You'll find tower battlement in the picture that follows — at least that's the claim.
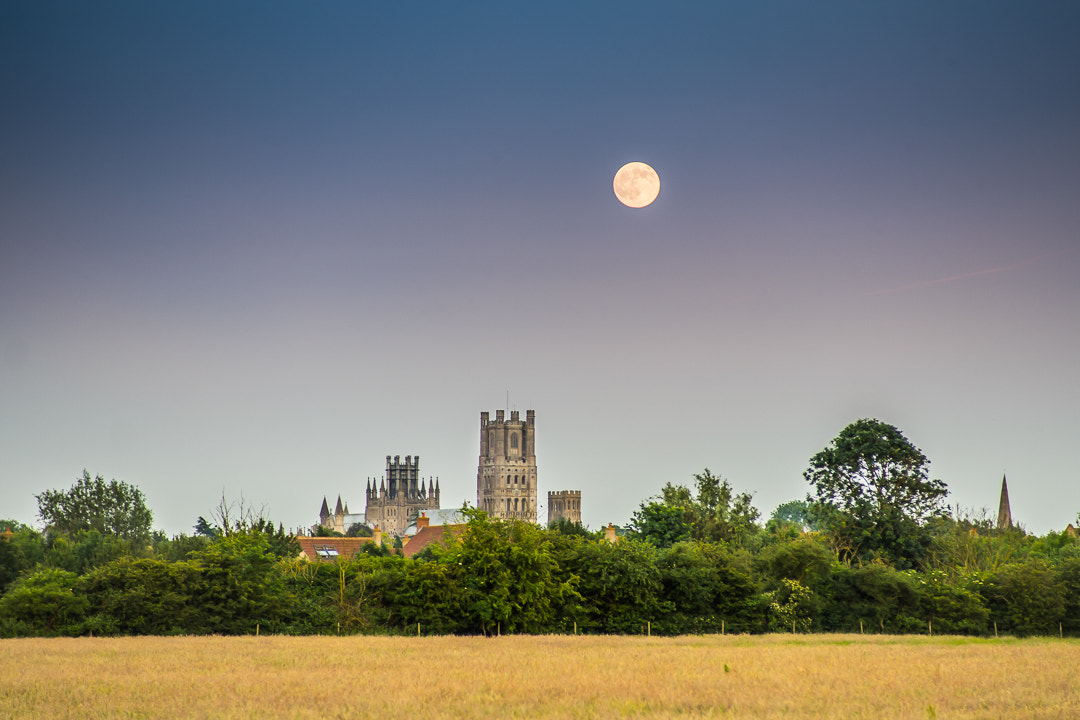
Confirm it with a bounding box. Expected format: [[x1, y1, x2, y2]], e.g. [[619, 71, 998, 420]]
[[547, 490, 581, 526], [363, 453, 440, 536], [476, 409, 537, 522]]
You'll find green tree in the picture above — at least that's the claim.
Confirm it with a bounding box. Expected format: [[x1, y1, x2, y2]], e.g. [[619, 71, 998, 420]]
[[41, 530, 134, 575], [79, 556, 203, 635], [628, 502, 690, 548], [197, 495, 300, 559], [548, 517, 592, 538], [1055, 557, 1080, 636], [770, 500, 815, 531], [0, 568, 88, 636], [363, 554, 467, 635], [767, 579, 815, 633], [36, 471, 153, 546], [981, 562, 1066, 637], [663, 469, 760, 546], [756, 535, 834, 588], [565, 537, 667, 634], [914, 570, 989, 635], [193, 516, 218, 539], [805, 419, 947, 568], [448, 509, 577, 635], [0, 521, 43, 593], [345, 522, 373, 537], [655, 541, 759, 635], [632, 470, 759, 548], [819, 562, 920, 633], [185, 533, 292, 634]]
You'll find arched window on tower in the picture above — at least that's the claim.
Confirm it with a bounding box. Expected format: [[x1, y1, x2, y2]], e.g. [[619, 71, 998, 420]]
[[510, 433, 519, 449]]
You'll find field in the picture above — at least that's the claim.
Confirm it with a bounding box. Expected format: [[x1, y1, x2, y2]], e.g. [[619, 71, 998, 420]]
[[1, 634, 1077, 719]]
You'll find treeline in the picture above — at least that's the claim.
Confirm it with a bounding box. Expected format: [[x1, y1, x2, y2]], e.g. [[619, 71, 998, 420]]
[[2, 419, 1079, 638], [1, 508, 1078, 638]]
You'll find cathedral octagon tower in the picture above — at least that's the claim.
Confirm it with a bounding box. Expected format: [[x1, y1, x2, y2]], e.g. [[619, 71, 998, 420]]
[[476, 410, 537, 522]]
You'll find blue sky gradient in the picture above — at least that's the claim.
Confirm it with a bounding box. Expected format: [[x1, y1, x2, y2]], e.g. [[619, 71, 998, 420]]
[[3, 2, 1078, 535]]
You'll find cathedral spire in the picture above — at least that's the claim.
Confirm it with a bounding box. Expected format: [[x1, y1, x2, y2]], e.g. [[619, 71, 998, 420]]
[[997, 474, 1012, 530]]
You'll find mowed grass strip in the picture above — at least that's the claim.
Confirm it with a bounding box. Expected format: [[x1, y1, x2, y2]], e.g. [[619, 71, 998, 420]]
[[1, 634, 1077, 719]]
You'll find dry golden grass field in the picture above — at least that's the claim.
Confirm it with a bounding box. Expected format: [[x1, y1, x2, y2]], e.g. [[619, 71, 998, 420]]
[[1, 634, 1077, 719]]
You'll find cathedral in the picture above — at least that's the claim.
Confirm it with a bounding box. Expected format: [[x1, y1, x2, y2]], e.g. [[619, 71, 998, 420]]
[[318, 454, 440, 537], [365, 455, 440, 536], [317, 408, 584, 535]]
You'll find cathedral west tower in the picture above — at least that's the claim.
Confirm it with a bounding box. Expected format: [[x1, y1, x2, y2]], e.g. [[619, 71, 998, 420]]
[[477, 410, 537, 522]]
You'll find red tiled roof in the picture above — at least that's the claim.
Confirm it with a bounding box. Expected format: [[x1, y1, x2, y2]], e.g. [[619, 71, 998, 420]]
[[295, 536, 376, 561], [402, 524, 464, 558]]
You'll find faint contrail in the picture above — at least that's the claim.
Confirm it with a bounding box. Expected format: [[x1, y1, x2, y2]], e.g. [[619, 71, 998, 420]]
[[869, 249, 1073, 296]]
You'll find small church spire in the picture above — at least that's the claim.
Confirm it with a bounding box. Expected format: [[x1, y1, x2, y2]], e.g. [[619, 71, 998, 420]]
[[997, 474, 1012, 530]]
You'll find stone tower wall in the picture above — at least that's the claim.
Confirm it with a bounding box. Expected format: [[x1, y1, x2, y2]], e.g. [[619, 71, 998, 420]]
[[365, 454, 440, 536], [547, 490, 581, 526], [476, 409, 538, 522]]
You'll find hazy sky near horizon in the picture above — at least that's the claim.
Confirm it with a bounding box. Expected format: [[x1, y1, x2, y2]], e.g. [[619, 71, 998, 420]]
[[2, 2, 1078, 536]]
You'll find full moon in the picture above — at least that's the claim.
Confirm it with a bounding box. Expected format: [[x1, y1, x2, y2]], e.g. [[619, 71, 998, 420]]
[[613, 162, 660, 208]]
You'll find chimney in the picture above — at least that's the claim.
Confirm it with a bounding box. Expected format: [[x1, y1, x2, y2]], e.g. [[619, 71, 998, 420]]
[[416, 513, 430, 530], [373, 526, 382, 547], [604, 523, 618, 544]]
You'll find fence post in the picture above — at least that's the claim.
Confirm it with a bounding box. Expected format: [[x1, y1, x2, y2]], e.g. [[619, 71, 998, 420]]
[[994, 622, 998, 639], [647, 621, 651, 637], [859, 620, 863, 635], [574, 621, 577, 635], [928, 621, 932, 637], [722, 620, 725, 636], [256, 624, 260, 637], [417, 623, 421, 637]]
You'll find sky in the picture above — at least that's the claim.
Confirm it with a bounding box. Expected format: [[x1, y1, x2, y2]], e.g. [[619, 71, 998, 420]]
[[2, 1, 1079, 537]]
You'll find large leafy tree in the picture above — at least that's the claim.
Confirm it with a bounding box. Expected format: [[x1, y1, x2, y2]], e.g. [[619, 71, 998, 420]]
[[804, 419, 947, 568], [36, 471, 153, 546]]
